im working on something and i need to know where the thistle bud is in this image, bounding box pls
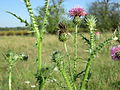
[6,50,13,57]
[59,32,68,42]
[52,51,61,62]
[19,53,28,61]
[95,32,100,40]
[73,16,81,25]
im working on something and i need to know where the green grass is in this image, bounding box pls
[0,33,120,90]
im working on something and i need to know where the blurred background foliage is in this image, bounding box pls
[0,0,120,34]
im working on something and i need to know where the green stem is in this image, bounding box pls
[60,68,73,90]
[24,0,41,71]
[64,42,77,90]
[80,28,95,90]
[64,42,71,73]
[38,38,42,71]
[37,0,50,71]
[9,66,12,90]
[90,28,95,53]
[9,56,12,90]
[39,80,45,90]
[80,57,93,90]
[74,24,78,75]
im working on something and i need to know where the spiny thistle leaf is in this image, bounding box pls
[86,15,97,54]
[85,15,97,29]
[80,37,113,90]
[79,33,90,46]
[35,65,55,86]
[74,70,85,81]
[58,0,64,6]
[6,11,29,26]
[24,0,39,34]
[114,26,120,43]
[41,0,50,34]
[92,38,113,58]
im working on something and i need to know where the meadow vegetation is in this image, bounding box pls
[0,33,120,90]
[0,0,120,90]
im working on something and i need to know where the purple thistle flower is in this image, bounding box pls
[69,6,87,17]
[111,45,120,61]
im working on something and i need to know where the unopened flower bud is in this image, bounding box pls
[20,54,28,61]
[95,32,100,40]
[73,16,81,24]
[59,33,68,42]
[52,51,61,62]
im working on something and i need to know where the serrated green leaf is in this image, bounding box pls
[79,33,90,46]
[6,11,29,26]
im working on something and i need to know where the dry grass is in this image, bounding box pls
[0,33,120,90]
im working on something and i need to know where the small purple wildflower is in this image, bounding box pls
[111,45,120,61]
[69,6,87,17]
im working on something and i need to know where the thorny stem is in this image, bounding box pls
[39,80,45,90]
[24,0,41,71]
[80,27,95,90]
[9,55,12,90]
[57,57,73,90]
[60,68,73,90]
[64,42,77,90]
[38,38,42,72]
[80,37,113,90]
[74,24,78,76]
[80,57,93,90]
[24,0,50,90]
[64,42,71,74]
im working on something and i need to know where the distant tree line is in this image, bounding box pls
[35,0,120,33]
[1,0,119,33]
[0,27,29,31]
[88,0,120,32]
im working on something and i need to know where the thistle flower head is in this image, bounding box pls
[95,32,100,40]
[69,7,87,17]
[111,45,120,61]
[95,32,100,35]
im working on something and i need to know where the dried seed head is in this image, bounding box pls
[58,23,69,42]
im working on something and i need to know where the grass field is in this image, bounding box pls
[0,33,120,90]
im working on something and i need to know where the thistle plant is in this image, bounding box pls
[4,50,28,90]
[80,15,96,90]
[69,6,87,76]
[79,15,115,90]
[57,22,71,72]
[51,8,116,90]
[6,0,120,89]
[52,51,73,90]
[7,0,50,89]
